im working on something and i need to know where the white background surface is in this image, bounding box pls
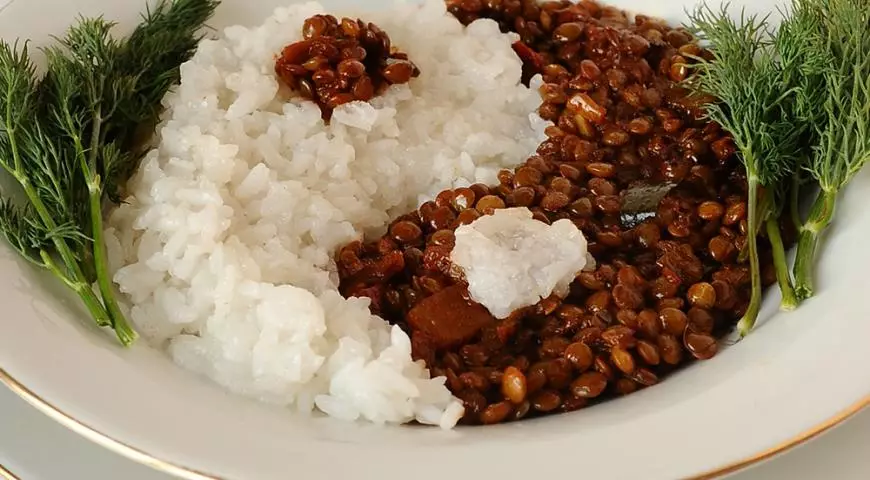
[0,383,867,480]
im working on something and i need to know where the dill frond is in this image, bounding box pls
[688,4,804,185]
[687,3,809,331]
[0,0,219,344]
[793,0,870,299]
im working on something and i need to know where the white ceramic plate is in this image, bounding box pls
[1,1,868,479]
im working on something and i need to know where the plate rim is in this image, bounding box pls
[2,366,867,480]
[0,461,21,480]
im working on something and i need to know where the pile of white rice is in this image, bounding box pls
[106,0,547,427]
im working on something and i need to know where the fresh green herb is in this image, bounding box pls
[686,4,807,335]
[0,0,218,345]
[687,0,870,334]
[756,0,831,311]
[769,0,829,307]
[792,0,870,300]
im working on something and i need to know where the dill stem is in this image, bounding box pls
[25,181,110,327]
[737,175,763,337]
[789,172,803,232]
[84,108,137,345]
[765,216,798,311]
[793,230,819,301]
[737,187,770,264]
[793,188,837,300]
[87,179,136,345]
[38,249,77,290]
[38,249,111,327]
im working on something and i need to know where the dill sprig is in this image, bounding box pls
[0,41,110,327]
[793,0,870,300]
[687,4,806,334]
[688,0,870,333]
[0,0,218,345]
[774,0,828,235]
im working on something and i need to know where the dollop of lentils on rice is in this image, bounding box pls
[275,14,420,120]
[336,0,785,425]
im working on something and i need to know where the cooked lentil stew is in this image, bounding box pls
[336,0,785,425]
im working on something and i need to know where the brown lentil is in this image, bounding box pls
[632,368,659,386]
[685,332,719,360]
[502,366,528,403]
[687,307,715,334]
[723,201,747,226]
[476,195,506,214]
[570,371,609,398]
[687,282,717,309]
[659,307,688,336]
[593,355,616,381]
[697,201,725,221]
[615,378,639,395]
[480,401,514,424]
[636,339,661,365]
[531,390,563,412]
[564,341,594,371]
[658,334,683,365]
[610,346,636,374]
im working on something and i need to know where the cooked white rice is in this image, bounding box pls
[105,0,546,427]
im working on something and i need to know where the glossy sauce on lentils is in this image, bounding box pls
[275,14,420,120]
[336,0,779,425]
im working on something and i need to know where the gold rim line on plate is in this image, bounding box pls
[0,463,20,480]
[1,366,867,480]
[0,368,221,480]
[691,394,870,479]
